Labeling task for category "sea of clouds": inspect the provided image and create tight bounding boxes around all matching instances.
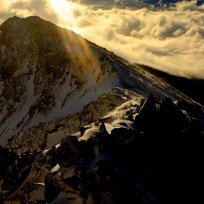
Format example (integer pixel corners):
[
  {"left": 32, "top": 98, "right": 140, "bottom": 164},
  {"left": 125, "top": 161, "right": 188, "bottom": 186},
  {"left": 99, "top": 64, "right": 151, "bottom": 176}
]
[{"left": 0, "top": 0, "right": 204, "bottom": 79}]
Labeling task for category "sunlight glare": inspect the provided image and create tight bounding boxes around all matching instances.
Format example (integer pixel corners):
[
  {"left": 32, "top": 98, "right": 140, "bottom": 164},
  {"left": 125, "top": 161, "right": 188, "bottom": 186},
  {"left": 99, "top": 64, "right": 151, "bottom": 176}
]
[{"left": 48, "top": 0, "right": 77, "bottom": 29}]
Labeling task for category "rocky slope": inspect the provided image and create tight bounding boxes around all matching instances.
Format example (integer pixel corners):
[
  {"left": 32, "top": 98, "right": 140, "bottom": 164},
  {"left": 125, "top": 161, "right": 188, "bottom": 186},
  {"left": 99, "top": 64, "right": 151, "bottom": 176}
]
[
  {"left": 0, "top": 16, "right": 121, "bottom": 145},
  {"left": 7, "top": 88, "right": 130, "bottom": 154},
  {"left": 0, "top": 94, "right": 203, "bottom": 203},
  {"left": 0, "top": 16, "right": 191, "bottom": 146},
  {"left": 0, "top": 17, "right": 119, "bottom": 144}
]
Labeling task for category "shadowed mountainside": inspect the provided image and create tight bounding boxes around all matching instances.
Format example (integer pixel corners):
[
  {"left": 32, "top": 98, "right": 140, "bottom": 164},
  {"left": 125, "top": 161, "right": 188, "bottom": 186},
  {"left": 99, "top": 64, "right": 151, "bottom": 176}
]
[{"left": 0, "top": 95, "right": 203, "bottom": 203}]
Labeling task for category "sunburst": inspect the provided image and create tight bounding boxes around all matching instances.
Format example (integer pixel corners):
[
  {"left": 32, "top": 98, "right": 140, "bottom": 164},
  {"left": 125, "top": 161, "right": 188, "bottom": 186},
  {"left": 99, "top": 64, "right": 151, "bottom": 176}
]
[{"left": 48, "top": 0, "right": 76, "bottom": 28}]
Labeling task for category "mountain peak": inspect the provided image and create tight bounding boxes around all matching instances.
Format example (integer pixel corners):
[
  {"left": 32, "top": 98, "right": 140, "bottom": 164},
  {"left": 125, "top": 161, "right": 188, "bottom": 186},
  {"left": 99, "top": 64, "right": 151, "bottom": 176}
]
[
  {"left": 1, "top": 15, "right": 44, "bottom": 25},
  {"left": 0, "top": 15, "right": 54, "bottom": 33},
  {"left": 0, "top": 16, "right": 23, "bottom": 31},
  {"left": 0, "top": 15, "right": 121, "bottom": 145}
]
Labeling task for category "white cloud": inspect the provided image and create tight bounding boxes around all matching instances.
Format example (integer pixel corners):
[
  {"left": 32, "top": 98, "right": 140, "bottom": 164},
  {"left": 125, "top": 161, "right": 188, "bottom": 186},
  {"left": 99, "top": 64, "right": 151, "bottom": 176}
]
[
  {"left": 67, "top": 1, "right": 204, "bottom": 79},
  {"left": 0, "top": 0, "right": 204, "bottom": 79},
  {"left": 0, "top": 0, "right": 57, "bottom": 25}
]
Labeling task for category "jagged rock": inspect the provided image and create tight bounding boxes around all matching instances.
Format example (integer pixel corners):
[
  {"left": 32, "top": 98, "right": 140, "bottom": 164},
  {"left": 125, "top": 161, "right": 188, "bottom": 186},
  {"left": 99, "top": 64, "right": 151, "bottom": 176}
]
[
  {"left": 44, "top": 172, "right": 61, "bottom": 203},
  {"left": 0, "top": 148, "right": 32, "bottom": 202},
  {"left": 57, "top": 136, "right": 81, "bottom": 167},
  {"left": 79, "top": 126, "right": 89, "bottom": 136},
  {"left": 158, "top": 97, "right": 189, "bottom": 132},
  {"left": 134, "top": 94, "right": 158, "bottom": 132},
  {"left": 0, "top": 146, "right": 18, "bottom": 179}
]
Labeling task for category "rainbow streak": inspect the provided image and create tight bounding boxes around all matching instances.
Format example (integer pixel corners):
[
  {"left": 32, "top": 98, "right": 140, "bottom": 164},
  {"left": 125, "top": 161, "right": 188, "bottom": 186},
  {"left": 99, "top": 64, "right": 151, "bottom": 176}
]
[
  {"left": 48, "top": 0, "right": 104, "bottom": 81},
  {"left": 57, "top": 27, "right": 103, "bottom": 81}
]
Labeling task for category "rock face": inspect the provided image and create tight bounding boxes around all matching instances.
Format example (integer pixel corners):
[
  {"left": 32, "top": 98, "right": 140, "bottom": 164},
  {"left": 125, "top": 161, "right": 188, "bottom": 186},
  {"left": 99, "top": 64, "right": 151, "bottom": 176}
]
[{"left": 0, "top": 95, "right": 203, "bottom": 204}]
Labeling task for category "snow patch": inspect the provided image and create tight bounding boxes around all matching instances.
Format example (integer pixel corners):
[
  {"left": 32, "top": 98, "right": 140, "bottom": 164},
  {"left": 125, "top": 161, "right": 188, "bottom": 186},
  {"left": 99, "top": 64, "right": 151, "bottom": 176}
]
[
  {"left": 51, "top": 164, "right": 60, "bottom": 173},
  {"left": 78, "top": 123, "right": 100, "bottom": 141}
]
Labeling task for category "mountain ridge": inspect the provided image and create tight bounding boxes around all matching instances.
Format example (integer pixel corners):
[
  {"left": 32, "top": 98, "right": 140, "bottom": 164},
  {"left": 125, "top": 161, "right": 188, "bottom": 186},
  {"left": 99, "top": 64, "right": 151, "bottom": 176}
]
[
  {"left": 0, "top": 94, "right": 204, "bottom": 203},
  {"left": 0, "top": 15, "right": 204, "bottom": 204},
  {"left": 0, "top": 15, "right": 202, "bottom": 146},
  {"left": 134, "top": 63, "right": 204, "bottom": 106},
  {"left": 0, "top": 15, "right": 194, "bottom": 146}
]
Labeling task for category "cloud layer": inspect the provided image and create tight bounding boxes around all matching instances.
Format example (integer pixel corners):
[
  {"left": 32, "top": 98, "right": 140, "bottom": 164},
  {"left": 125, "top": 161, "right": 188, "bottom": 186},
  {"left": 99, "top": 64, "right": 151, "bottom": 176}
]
[{"left": 0, "top": 0, "right": 204, "bottom": 79}]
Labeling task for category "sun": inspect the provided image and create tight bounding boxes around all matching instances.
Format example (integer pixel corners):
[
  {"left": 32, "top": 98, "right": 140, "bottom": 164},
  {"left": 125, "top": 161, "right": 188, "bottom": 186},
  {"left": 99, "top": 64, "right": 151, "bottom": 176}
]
[{"left": 48, "top": 0, "right": 76, "bottom": 28}]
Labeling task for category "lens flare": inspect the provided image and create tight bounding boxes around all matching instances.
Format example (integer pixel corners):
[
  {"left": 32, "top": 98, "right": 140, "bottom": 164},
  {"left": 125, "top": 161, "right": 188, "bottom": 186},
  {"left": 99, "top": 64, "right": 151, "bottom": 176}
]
[
  {"left": 48, "top": 0, "right": 104, "bottom": 82},
  {"left": 56, "top": 23, "right": 102, "bottom": 82},
  {"left": 59, "top": 28, "right": 100, "bottom": 73}
]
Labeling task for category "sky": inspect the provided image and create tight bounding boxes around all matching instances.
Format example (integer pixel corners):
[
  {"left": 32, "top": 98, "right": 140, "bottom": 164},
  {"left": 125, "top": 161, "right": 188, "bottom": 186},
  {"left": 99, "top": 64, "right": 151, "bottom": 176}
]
[{"left": 0, "top": 0, "right": 204, "bottom": 79}]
